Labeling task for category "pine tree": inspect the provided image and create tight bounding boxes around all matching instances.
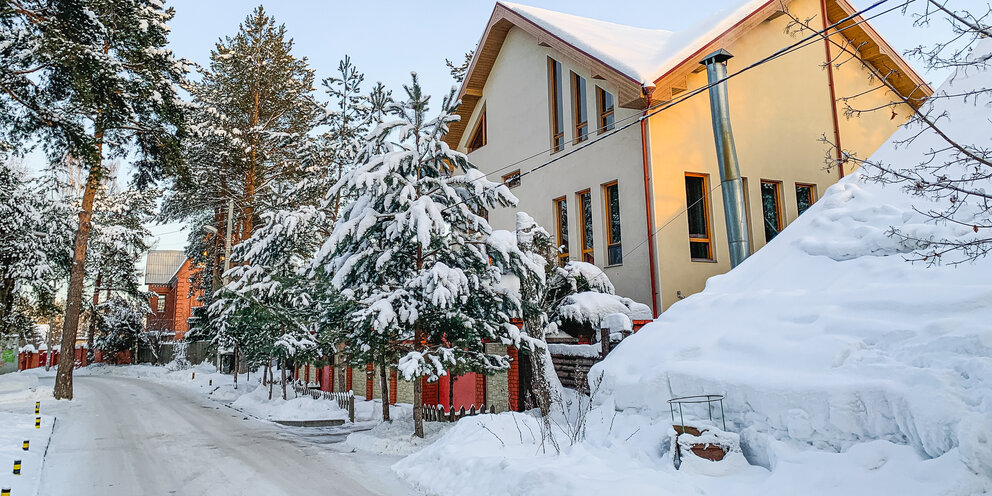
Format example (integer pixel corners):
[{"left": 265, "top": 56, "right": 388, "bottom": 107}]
[
  {"left": 0, "top": 159, "right": 74, "bottom": 343},
  {"left": 164, "top": 6, "right": 320, "bottom": 242},
  {"left": 5, "top": 0, "right": 192, "bottom": 401},
  {"left": 310, "top": 74, "right": 543, "bottom": 437},
  {"left": 445, "top": 50, "right": 475, "bottom": 83}
]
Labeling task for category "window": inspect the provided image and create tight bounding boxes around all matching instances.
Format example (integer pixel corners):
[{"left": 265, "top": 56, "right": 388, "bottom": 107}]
[
  {"left": 554, "top": 197, "right": 569, "bottom": 267},
  {"left": 502, "top": 170, "right": 521, "bottom": 189},
  {"left": 761, "top": 180, "right": 784, "bottom": 242},
  {"left": 685, "top": 174, "right": 713, "bottom": 260},
  {"left": 604, "top": 182, "right": 622, "bottom": 265},
  {"left": 596, "top": 87, "right": 615, "bottom": 133},
  {"left": 548, "top": 58, "right": 565, "bottom": 153},
  {"left": 796, "top": 183, "right": 816, "bottom": 216},
  {"left": 577, "top": 190, "right": 594, "bottom": 264},
  {"left": 156, "top": 294, "right": 167, "bottom": 313},
  {"left": 571, "top": 72, "right": 588, "bottom": 143},
  {"left": 467, "top": 106, "right": 487, "bottom": 153}
]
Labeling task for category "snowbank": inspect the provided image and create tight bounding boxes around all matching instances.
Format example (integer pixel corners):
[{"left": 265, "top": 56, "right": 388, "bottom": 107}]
[
  {"left": 346, "top": 415, "right": 451, "bottom": 456},
  {"left": 230, "top": 383, "right": 346, "bottom": 422}
]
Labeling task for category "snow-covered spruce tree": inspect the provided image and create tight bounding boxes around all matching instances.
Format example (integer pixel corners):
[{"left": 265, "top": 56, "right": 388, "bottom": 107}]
[
  {"left": 8, "top": 0, "right": 190, "bottom": 401},
  {"left": 83, "top": 185, "right": 156, "bottom": 357},
  {"left": 311, "top": 74, "right": 542, "bottom": 437},
  {"left": 503, "top": 212, "right": 564, "bottom": 416},
  {"left": 0, "top": 159, "right": 74, "bottom": 342},
  {"left": 445, "top": 50, "right": 475, "bottom": 83},
  {"left": 94, "top": 296, "right": 146, "bottom": 362},
  {"left": 208, "top": 202, "right": 324, "bottom": 393}
]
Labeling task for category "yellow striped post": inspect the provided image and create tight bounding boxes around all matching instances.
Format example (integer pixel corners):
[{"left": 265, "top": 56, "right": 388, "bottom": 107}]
[
  {"left": 34, "top": 417, "right": 40, "bottom": 429},
  {"left": 34, "top": 402, "right": 39, "bottom": 414},
  {"left": 12, "top": 460, "right": 21, "bottom": 475},
  {"left": 21, "top": 440, "right": 28, "bottom": 451},
  {"left": 2, "top": 487, "right": 10, "bottom": 495}
]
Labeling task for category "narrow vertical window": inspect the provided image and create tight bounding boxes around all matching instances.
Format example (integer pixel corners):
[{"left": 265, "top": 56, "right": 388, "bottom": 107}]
[
  {"left": 596, "top": 86, "right": 615, "bottom": 133},
  {"left": 157, "top": 294, "right": 167, "bottom": 313},
  {"left": 604, "top": 182, "right": 622, "bottom": 265},
  {"left": 761, "top": 180, "right": 784, "bottom": 241},
  {"left": 554, "top": 197, "right": 569, "bottom": 266},
  {"left": 467, "top": 105, "right": 487, "bottom": 153},
  {"left": 571, "top": 72, "right": 588, "bottom": 143},
  {"left": 685, "top": 174, "right": 713, "bottom": 260},
  {"left": 577, "top": 190, "right": 594, "bottom": 264},
  {"left": 796, "top": 183, "right": 816, "bottom": 216},
  {"left": 548, "top": 58, "right": 564, "bottom": 153}
]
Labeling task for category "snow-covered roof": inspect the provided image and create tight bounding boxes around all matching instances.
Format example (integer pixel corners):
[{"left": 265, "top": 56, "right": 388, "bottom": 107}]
[
  {"left": 144, "top": 250, "right": 186, "bottom": 285},
  {"left": 446, "top": 0, "right": 930, "bottom": 146},
  {"left": 500, "top": 0, "right": 768, "bottom": 84}
]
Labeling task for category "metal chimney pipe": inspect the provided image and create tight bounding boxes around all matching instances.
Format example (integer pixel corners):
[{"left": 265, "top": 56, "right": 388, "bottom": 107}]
[{"left": 700, "top": 49, "right": 750, "bottom": 268}]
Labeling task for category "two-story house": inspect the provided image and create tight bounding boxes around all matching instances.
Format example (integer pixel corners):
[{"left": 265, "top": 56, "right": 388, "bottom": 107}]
[
  {"left": 445, "top": 0, "right": 930, "bottom": 315},
  {"left": 145, "top": 250, "right": 203, "bottom": 340}
]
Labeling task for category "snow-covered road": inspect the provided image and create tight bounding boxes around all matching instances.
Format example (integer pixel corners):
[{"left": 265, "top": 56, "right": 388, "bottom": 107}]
[{"left": 38, "top": 375, "right": 419, "bottom": 496}]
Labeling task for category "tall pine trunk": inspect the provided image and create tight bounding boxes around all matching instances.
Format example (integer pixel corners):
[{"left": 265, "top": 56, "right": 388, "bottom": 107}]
[
  {"left": 233, "top": 344, "right": 239, "bottom": 390},
  {"left": 413, "top": 328, "right": 424, "bottom": 438},
  {"left": 53, "top": 152, "right": 102, "bottom": 400},
  {"left": 281, "top": 360, "right": 287, "bottom": 400},
  {"left": 379, "top": 357, "right": 390, "bottom": 421},
  {"left": 267, "top": 359, "right": 274, "bottom": 400}
]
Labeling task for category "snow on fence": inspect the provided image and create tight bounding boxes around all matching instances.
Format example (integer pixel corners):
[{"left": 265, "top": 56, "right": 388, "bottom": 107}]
[
  {"left": 422, "top": 404, "right": 496, "bottom": 422},
  {"left": 292, "top": 382, "right": 355, "bottom": 423},
  {"left": 549, "top": 328, "right": 615, "bottom": 392}
]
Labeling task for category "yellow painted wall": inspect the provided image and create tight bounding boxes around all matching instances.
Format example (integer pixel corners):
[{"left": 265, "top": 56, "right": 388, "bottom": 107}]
[{"left": 648, "top": 0, "right": 914, "bottom": 310}]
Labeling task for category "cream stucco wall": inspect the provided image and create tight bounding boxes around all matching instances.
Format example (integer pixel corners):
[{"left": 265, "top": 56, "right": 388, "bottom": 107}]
[
  {"left": 456, "top": 0, "right": 915, "bottom": 314},
  {"left": 647, "top": 0, "right": 913, "bottom": 310},
  {"left": 459, "top": 27, "right": 655, "bottom": 311}
]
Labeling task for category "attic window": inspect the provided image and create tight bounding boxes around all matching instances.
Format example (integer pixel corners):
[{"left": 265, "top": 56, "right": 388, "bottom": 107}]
[
  {"left": 549, "top": 58, "right": 565, "bottom": 153},
  {"left": 468, "top": 106, "right": 487, "bottom": 153},
  {"left": 571, "top": 72, "right": 588, "bottom": 143},
  {"left": 596, "top": 87, "right": 615, "bottom": 133}
]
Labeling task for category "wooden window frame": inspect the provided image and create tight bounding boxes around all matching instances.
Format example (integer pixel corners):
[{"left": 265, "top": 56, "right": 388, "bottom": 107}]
[
  {"left": 603, "top": 181, "right": 623, "bottom": 266},
  {"left": 795, "top": 183, "right": 817, "bottom": 216},
  {"left": 502, "top": 170, "right": 521, "bottom": 189},
  {"left": 577, "top": 189, "right": 594, "bottom": 264},
  {"left": 685, "top": 173, "right": 714, "bottom": 261},
  {"left": 157, "top": 294, "right": 167, "bottom": 313},
  {"left": 554, "top": 196, "right": 569, "bottom": 267},
  {"left": 596, "top": 86, "right": 615, "bottom": 134},
  {"left": 761, "top": 179, "right": 785, "bottom": 242},
  {"left": 467, "top": 105, "right": 487, "bottom": 153},
  {"left": 548, "top": 58, "right": 565, "bottom": 153},
  {"left": 571, "top": 72, "right": 588, "bottom": 144}
]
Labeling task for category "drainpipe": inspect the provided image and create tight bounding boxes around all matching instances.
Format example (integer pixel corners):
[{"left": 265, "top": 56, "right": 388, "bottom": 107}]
[
  {"left": 639, "top": 88, "right": 660, "bottom": 317},
  {"left": 821, "top": 0, "right": 845, "bottom": 179},
  {"left": 701, "top": 49, "right": 750, "bottom": 268}
]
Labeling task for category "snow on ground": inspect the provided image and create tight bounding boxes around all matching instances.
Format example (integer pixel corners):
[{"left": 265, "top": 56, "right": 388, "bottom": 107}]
[
  {"left": 231, "top": 382, "right": 346, "bottom": 421},
  {"left": 345, "top": 406, "right": 453, "bottom": 456},
  {"left": 0, "top": 369, "right": 56, "bottom": 496},
  {"left": 393, "top": 40, "right": 992, "bottom": 496}
]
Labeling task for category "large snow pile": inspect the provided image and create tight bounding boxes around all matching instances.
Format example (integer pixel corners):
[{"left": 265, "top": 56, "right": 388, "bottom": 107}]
[{"left": 396, "top": 43, "right": 992, "bottom": 496}]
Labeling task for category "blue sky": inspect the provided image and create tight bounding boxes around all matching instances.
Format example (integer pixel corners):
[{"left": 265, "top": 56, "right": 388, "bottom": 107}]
[{"left": 138, "top": 0, "right": 950, "bottom": 251}]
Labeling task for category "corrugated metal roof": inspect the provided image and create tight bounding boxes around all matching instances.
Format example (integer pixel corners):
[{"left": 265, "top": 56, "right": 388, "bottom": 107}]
[{"left": 144, "top": 250, "right": 186, "bottom": 285}]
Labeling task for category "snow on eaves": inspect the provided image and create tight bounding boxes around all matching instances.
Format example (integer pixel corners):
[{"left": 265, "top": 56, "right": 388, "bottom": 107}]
[{"left": 499, "top": 0, "right": 771, "bottom": 84}]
